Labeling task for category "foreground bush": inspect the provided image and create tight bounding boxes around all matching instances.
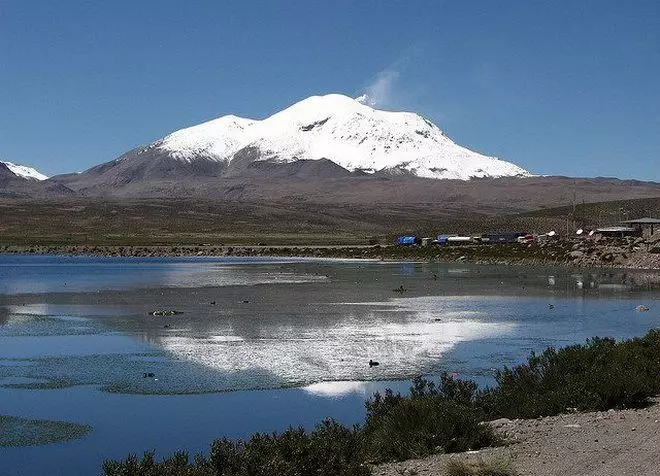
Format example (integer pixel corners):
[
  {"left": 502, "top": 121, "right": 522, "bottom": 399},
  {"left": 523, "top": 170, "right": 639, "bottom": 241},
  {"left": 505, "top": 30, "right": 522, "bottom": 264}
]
[
  {"left": 102, "top": 451, "right": 213, "bottom": 476},
  {"left": 360, "top": 374, "right": 497, "bottom": 462},
  {"left": 104, "top": 419, "right": 368, "bottom": 476},
  {"left": 478, "top": 329, "right": 660, "bottom": 418},
  {"left": 361, "top": 392, "right": 498, "bottom": 462}
]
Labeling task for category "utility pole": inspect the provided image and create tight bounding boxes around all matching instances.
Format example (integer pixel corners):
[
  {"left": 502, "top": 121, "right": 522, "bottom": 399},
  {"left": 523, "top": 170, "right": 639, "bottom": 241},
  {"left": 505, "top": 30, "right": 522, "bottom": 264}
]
[{"left": 572, "top": 180, "right": 576, "bottom": 215}]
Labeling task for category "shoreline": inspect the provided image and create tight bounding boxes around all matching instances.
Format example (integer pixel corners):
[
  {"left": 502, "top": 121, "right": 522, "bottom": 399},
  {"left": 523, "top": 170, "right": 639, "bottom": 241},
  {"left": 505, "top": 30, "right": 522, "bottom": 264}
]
[{"left": 1, "top": 237, "right": 660, "bottom": 271}]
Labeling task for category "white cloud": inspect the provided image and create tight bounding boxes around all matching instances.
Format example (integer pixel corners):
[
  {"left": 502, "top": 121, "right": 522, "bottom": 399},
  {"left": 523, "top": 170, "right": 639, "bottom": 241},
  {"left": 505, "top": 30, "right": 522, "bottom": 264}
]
[{"left": 357, "top": 69, "right": 400, "bottom": 108}]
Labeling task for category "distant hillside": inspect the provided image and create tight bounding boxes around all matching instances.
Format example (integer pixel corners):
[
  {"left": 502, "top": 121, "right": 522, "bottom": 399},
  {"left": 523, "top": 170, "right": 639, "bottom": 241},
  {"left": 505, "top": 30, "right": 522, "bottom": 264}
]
[
  {"left": 1, "top": 195, "right": 659, "bottom": 246},
  {"left": 0, "top": 163, "right": 73, "bottom": 198},
  {"left": 523, "top": 197, "right": 660, "bottom": 226}
]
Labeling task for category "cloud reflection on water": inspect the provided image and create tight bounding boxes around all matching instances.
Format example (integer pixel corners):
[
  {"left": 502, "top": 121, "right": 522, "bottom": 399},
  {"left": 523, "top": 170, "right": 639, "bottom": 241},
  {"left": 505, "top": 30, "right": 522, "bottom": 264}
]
[
  {"left": 157, "top": 296, "right": 514, "bottom": 390},
  {"left": 159, "top": 265, "right": 329, "bottom": 288},
  {"left": 0, "top": 256, "right": 329, "bottom": 294},
  {"left": 302, "top": 381, "right": 372, "bottom": 398}
]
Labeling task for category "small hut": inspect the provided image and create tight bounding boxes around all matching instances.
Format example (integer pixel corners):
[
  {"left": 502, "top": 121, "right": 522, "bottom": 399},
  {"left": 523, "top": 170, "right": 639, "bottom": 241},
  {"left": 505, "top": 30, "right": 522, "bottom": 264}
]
[
  {"left": 594, "top": 226, "right": 640, "bottom": 238},
  {"left": 620, "top": 218, "right": 660, "bottom": 237}
]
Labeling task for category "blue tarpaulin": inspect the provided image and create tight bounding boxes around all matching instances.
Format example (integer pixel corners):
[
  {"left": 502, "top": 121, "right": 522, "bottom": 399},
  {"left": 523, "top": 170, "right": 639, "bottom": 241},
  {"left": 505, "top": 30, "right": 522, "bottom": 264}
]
[{"left": 397, "top": 235, "right": 417, "bottom": 246}]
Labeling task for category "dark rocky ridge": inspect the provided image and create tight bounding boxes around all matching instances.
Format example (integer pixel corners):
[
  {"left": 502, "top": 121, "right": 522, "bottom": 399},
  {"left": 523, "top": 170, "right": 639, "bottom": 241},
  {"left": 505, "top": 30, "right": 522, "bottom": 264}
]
[
  {"left": 0, "top": 162, "right": 17, "bottom": 180},
  {"left": 4, "top": 137, "right": 660, "bottom": 217},
  {"left": 44, "top": 154, "right": 660, "bottom": 210}
]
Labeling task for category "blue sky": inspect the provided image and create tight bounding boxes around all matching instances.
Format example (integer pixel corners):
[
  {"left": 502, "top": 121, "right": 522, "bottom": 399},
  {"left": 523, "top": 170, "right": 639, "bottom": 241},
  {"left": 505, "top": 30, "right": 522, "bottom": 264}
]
[{"left": 1, "top": 0, "right": 659, "bottom": 180}]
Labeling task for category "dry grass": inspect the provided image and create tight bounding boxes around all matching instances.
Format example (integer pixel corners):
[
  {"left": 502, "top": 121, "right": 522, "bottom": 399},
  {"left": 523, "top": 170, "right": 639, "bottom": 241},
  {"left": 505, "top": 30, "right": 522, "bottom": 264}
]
[
  {"left": 0, "top": 195, "right": 658, "bottom": 247},
  {"left": 445, "top": 457, "right": 518, "bottom": 476}
]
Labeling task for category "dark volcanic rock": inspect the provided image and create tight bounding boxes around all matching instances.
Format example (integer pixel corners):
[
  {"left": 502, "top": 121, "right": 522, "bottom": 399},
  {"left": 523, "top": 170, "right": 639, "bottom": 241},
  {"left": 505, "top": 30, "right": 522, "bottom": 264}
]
[
  {"left": 223, "top": 146, "right": 352, "bottom": 179},
  {"left": 0, "top": 162, "right": 17, "bottom": 180},
  {"left": 51, "top": 145, "right": 228, "bottom": 194}
]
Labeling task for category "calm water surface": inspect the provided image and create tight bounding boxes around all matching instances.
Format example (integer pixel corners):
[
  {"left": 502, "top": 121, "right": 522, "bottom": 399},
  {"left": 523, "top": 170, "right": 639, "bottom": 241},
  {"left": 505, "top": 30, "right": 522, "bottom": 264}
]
[{"left": 1, "top": 255, "right": 659, "bottom": 475}]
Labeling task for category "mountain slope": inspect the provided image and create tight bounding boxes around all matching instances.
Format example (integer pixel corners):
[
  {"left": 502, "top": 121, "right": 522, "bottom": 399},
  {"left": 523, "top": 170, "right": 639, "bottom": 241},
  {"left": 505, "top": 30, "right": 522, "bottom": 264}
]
[
  {"left": 1, "top": 161, "right": 48, "bottom": 180},
  {"left": 0, "top": 162, "right": 73, "bottom": 198},
  {"left": 51, "top": 94, "right": 530, "bottom": 194}
]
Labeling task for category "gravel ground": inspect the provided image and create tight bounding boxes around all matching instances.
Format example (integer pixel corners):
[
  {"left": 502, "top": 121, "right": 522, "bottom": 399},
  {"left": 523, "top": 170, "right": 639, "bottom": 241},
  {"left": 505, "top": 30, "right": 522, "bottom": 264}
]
[{"left": 376, "top": 399, "right": 660, "bottom": 476}]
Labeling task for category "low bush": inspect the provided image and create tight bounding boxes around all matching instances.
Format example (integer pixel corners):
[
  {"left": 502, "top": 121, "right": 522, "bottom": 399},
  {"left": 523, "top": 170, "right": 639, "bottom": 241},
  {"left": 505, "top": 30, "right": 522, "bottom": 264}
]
[
  {"left": 361, "top": 392, "right": 498, "bottom": 462},
  {"left": 102, "top": 451, "right": 213, "bottom": 476},
  {"left": 477, "top": 329, "right": 660, "bottom": 418},
  {"left": 104, "top": 419, "right": 368, "bottom": 476},
  {"left": 360, "top": 375, "right": 496, "bottom": 461}
]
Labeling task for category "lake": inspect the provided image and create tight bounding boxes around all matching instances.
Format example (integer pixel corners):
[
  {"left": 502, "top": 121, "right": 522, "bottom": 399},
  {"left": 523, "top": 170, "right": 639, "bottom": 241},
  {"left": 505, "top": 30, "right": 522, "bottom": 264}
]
[{"left": 1, "top": 255, "right": 658, "bottom": 475}]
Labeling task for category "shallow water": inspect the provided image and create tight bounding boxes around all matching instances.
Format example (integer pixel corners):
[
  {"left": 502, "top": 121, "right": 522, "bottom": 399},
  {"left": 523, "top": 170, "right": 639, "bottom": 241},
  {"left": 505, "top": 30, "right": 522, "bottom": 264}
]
[{"left": 0, "top": 255, "right": 658, "bottom": 475}]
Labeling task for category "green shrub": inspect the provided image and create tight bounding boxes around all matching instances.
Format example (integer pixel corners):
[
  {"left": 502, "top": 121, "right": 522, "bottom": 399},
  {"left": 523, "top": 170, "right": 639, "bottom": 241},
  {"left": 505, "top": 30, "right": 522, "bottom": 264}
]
[
  {"left": 411, "top": 373, "right": 480, "bottom": 404},
  {"left": 106, "top": 419, "right": 368, "bottom": 476},
  {"left": 361, "top": 375, "right": 498, "bottom": 462},
  {"left": 365, "top": 374, "right": 479, "bottom": 422},
  {"left": 102, "top": 451, "right": 213, "bottom": 476},
  {"left": 209, "top": 438, "right": 243, "bottom": 475},
  {"left": 361, "top": 397, "right": 498, "bottom": 462},
  {"left": 309, "top": 419, "right": 368, "bottom": 476},
  {"left": 477, "top": 330, "right": 660, "bottom": 419},
  {"left": 217, "top": 421, "right": 367, "bottom": 476}
]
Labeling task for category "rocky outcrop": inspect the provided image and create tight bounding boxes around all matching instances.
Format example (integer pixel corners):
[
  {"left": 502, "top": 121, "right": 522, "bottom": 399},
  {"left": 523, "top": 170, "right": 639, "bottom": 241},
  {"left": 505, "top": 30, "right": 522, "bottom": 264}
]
[{"left": 565, "top": 234, "right": 660, "bottom": 269}]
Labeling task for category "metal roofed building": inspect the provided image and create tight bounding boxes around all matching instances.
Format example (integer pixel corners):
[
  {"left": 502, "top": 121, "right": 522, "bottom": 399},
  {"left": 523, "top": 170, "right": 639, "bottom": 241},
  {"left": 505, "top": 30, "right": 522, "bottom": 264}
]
[
  {"left": 595, "top": 226, "right": 641, "bottom": 237},
  {"left": 620, "top": 217, "right": 660, "bottom": 236}
]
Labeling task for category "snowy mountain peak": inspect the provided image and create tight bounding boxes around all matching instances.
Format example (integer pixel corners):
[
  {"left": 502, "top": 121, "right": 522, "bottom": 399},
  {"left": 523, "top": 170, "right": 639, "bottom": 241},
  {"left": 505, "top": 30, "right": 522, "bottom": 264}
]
[
  {"left": 355, "top": 94, "right": 370, "bottom": 105},
  {"left": 278, "top": 93, "right": 369, "bottom": 115},
  {"left": 157, "top": 115, "right": 257, "bottom": 162},
  {"left": 152, "top": 93, "right": 530, "bottom": 180},
  {"left": 1, "top": 161, "right": 49, "bottom": 180}
]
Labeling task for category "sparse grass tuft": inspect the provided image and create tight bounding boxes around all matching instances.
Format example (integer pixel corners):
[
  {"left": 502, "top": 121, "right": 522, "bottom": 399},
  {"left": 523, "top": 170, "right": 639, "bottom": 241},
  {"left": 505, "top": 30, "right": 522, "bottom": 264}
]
[{"left": 445, "top": 457, "right": 518, "bottom": 476}]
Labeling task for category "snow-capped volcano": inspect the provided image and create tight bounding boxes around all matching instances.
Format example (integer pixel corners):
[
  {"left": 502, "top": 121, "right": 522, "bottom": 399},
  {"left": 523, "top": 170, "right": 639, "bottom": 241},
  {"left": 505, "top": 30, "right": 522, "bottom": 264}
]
[
  {"left": 1, "top": 161, "right": 48, "bottom": 180},
  {"left": 53, "top": 93, "right": 530, "bottom": 195},
  {"left": 147, "top": 94, "right": 529, "bottom": 180}
]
